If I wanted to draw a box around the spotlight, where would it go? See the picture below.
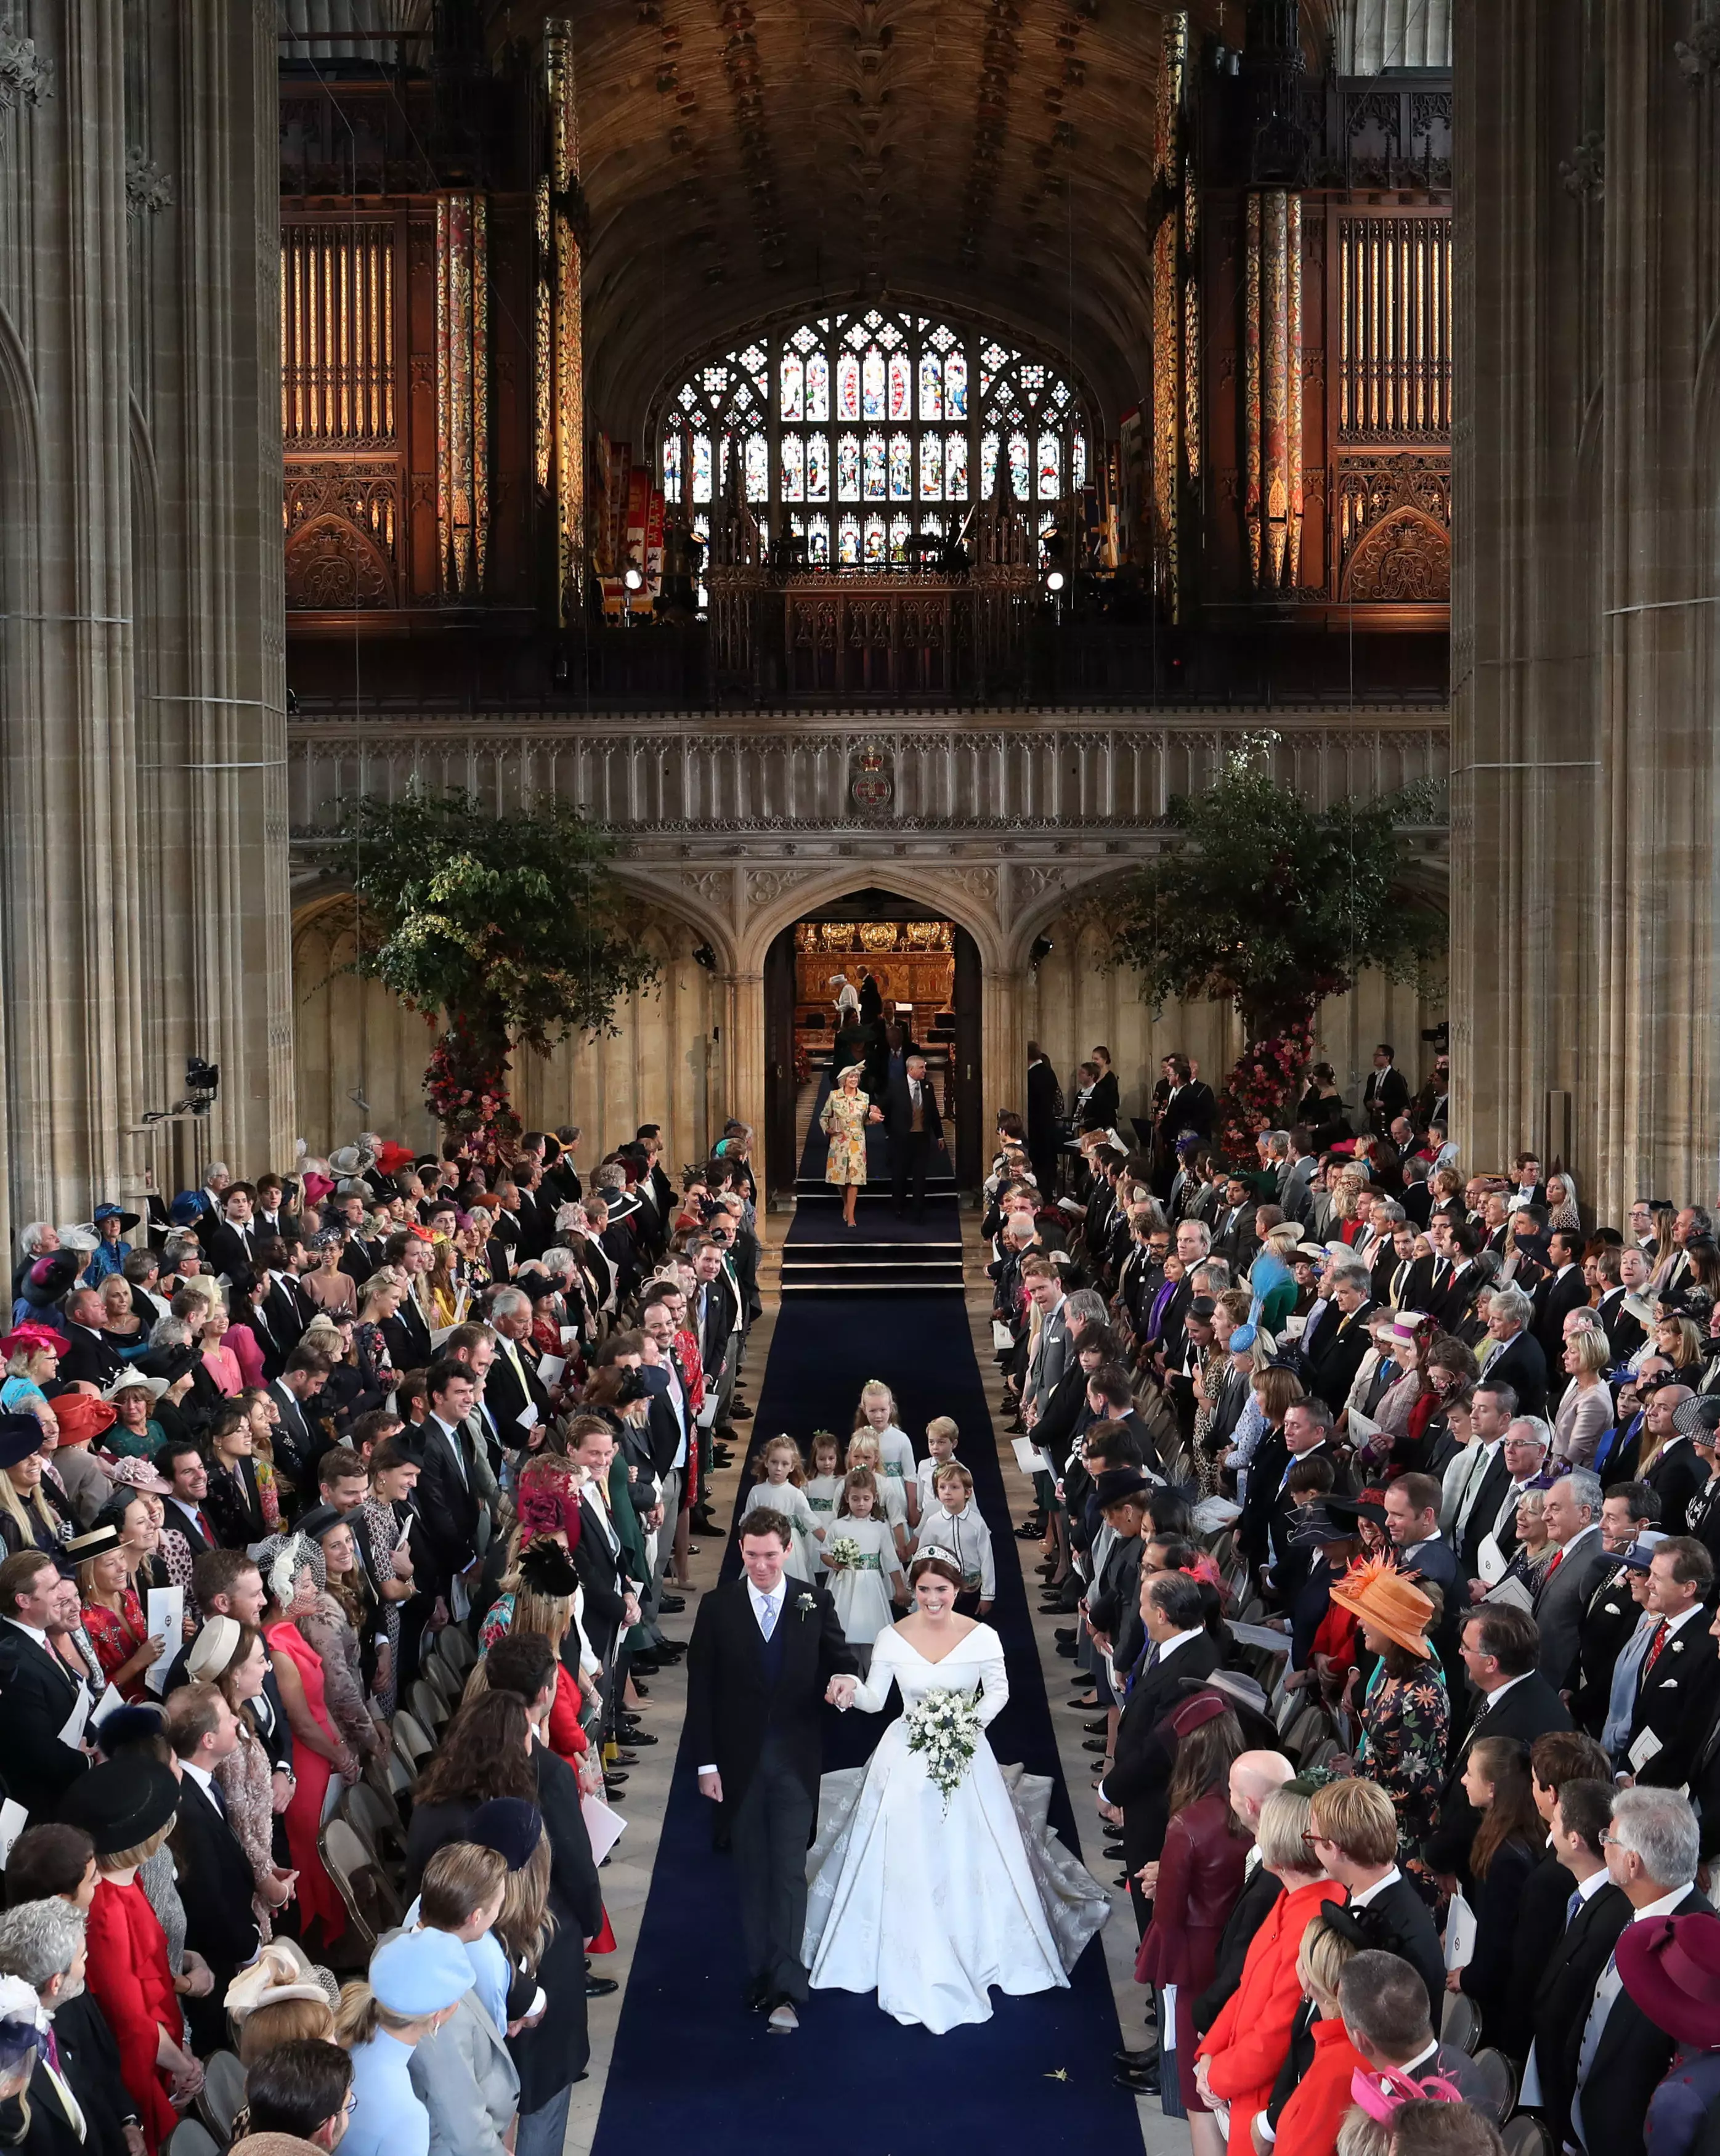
[623,565,645,593]
[1031,936,1055,966]
[692,943,717,971]
[1045,569,1066,593]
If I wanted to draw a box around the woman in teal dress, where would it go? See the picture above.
[820,1062,883,1228]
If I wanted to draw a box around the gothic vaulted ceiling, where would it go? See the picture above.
[516,0,1187,434]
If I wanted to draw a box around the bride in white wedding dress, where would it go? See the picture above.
[802,1550,1110,2033]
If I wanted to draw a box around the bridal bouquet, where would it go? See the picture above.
[824,1534,864,1570]
[904,1688,983,1813]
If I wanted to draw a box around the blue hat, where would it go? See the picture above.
[1618,1541,1660,1574]
[1230,1323,1259,1352]
[168,1191,205,1228]
[469,1797,544,1871]
[92,1204,140,1232]
[368,1929,474,2017]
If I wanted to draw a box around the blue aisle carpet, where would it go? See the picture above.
[588,1289,1138,2150]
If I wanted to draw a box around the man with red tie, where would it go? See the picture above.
[1622,1539,1720,1791]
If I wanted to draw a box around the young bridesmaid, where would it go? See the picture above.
[739,1433,824,1581]
[853,1379,920,1526]
[821,1468,906,1671]
[914,1416,960,1522]
[846,1429,909,1561]
[804,1431,845,1577]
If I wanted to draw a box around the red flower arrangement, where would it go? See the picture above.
[424,1016,523,1167]
[1214,1013,1316,1158]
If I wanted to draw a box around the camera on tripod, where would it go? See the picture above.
[185,1057,221,1116]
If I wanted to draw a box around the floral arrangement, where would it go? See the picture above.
[1214,1013,1318,1159]
[824,1534,864,1571]
[424,1019,522,1167]
[903,1687,983,1813]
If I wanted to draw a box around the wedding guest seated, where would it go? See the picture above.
[230,2039,354,2156]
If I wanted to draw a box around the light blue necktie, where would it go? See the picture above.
[758,1594,777,1640]
[1565,1887,1583,1926]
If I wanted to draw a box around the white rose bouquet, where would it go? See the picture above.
[824,1534,864,1570]
[903,1687,983,1813]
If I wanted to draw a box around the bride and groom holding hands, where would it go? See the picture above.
[684,1507,1109,2038]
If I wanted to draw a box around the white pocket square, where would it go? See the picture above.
[1660,1678,1681,1688]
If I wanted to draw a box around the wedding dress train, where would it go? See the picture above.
[802,1623,1110,2033]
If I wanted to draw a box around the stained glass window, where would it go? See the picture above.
[659,309,1087,581]
[919,434,942,500]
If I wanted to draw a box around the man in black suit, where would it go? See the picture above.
[684,1510,858,2032]
[1158,1055,1215,1157]
[1209,1177,1260,1274]
[883,1052,946,1220]
[1533,1230,1590,1367]
[267,1346,331,1495]
[1647,1396,1716,1535]
[566,1419,644,1673]
[1474,1285,1549,1417]
[0,1551,93,1818]
[1527,1772,1631,2144]
[55,1289,123,1390]
[1238,1396,1352,1599]
[379,1231,436,1371]
[482,1287,552,1443]
[1446,1380,1519,1581]
[163,1683,264,2049]
[1361,1044,1410,1137]
[1564,1786,1709,2156]
[1026,1042,1061,1197]
[1382,1472,1463,1671]
[253,1239,310,1365]
[1571,1487,1660,1733]
[1304,1261,1377,1414]
[1308,1775,1445,2016]
[1621,1537,1720,1791]
[201,1185,261,1280]
[332,1193,380,1287]
[1423,1603,1571,1878]
[1098,1571,1222,1932]
[410,1361,484,1609]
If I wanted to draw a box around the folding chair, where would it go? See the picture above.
[197,2051,247,2145]
[1466,2046,1517,2125]
[168,2125,219,2156]
[1440,1990,1482,2054]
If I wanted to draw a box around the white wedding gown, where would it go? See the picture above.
[801,1623,1110,2033]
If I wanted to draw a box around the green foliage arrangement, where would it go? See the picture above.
[319,787,656,1161]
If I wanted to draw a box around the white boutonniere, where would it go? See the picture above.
[796,1592,816,1621]
[1673,1639,1686,1653]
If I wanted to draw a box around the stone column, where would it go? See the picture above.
[1453,0,1720,1213]
[0,0,145,1242]
[726,970,768,1187]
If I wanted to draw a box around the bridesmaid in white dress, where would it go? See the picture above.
[803,1550,1110,2033]
[822,1470,906,1669]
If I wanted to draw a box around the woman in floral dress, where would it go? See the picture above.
[820,1062,883,1228]
[1330,1557,1450,1860]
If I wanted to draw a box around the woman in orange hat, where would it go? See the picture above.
[1329,1556,1450,1858]
[44,1388,120,1525]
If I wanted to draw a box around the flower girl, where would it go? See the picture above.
[853,1379,920,1526]
[913,1460,996,1616]
[821,1468,906,1670]
[846,1429,909,1560]
[739,1433,824,1581]
[803,1431,845,1576]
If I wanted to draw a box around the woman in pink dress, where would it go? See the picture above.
[258,1531,356,1947]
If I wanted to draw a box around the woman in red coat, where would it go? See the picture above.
[1196,1786,1344,2156]
[1134,1694,1252,2121]
[1272,1910,1367,2156]
[62,1759,202,2155]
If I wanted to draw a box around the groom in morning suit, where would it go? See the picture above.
[685,1509,860,2033]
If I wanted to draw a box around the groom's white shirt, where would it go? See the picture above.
[697,1577,787,1774]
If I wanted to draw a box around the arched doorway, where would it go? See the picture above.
[762,889,983,1202]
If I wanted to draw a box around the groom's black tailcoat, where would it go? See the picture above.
[684,1574,858,1817]
[685,1574,859,2004]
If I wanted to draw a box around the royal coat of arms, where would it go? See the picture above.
[850,742,894,816]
